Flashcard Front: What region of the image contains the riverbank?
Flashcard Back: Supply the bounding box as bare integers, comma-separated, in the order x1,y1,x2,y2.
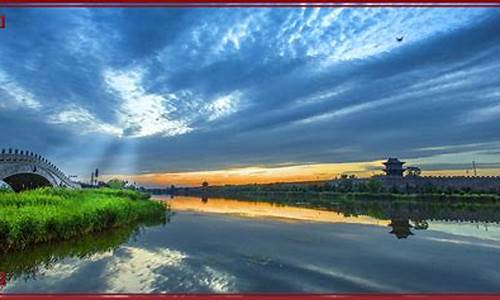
0,188,168,254
175,187,500,207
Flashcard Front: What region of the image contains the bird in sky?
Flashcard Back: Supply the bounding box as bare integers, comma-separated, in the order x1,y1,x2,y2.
396,36,404,42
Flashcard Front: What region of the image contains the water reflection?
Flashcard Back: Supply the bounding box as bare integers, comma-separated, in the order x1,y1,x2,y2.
0,197,500,293
157,195,500,240
0,218,168,287
3,195,500,293
159,196,390,227
388,218,414,239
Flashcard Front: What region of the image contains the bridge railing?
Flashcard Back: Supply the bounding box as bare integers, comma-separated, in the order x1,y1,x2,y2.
0,148,73,185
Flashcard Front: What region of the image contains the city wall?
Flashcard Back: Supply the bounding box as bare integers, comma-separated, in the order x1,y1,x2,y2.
369,175,500,192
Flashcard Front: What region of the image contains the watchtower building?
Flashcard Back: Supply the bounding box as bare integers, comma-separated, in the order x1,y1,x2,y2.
383,158,406,177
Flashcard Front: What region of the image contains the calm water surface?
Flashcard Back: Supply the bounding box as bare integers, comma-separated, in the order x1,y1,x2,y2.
2,195,500,293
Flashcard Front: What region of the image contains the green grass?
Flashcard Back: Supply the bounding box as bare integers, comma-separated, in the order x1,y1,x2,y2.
0,188,168,253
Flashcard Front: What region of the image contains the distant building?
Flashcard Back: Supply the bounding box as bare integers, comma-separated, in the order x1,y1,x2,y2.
376,157,500,192
330,157,500,193
383,158,406,177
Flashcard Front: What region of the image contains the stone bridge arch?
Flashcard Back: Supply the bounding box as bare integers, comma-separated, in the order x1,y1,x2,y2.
0,148,80,192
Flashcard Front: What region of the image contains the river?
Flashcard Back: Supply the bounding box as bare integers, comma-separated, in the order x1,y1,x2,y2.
2,195,500,293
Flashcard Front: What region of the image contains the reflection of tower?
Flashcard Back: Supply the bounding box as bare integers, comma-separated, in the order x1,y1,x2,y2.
201,181,209,203
388,218,414,239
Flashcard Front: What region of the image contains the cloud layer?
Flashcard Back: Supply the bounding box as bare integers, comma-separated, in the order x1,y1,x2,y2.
1,8,500,182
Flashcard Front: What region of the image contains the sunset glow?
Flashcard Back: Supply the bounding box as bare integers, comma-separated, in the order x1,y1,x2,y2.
158,196,390,226
104,160,385,187
104,161,500,187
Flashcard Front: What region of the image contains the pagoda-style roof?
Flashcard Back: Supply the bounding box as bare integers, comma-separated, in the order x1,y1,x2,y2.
382,158,406,176
383,157,405,166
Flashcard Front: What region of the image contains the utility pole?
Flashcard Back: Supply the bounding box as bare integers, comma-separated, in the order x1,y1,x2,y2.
95,168,99,186
472,161,477,177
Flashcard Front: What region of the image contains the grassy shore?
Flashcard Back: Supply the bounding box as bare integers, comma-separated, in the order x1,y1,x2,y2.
0,188,168,253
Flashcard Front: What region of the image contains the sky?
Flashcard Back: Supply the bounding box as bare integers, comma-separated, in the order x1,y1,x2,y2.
1,7,500,187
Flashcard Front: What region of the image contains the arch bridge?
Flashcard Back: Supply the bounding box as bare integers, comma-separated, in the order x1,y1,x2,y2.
0,148,80,192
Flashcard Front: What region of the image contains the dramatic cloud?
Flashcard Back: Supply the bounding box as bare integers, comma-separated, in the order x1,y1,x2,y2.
1,8,500,184
0,69,41,110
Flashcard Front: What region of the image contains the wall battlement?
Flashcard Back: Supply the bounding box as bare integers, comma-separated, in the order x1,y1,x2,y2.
370,175,500,192
420,175,500,179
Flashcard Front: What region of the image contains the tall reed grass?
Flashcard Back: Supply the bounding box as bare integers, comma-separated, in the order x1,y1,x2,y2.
0,188,167,253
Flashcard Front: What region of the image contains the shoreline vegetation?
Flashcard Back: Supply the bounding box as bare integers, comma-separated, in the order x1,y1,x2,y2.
172,181,500,208
180,188,500,203
0,188,168,254
170,185,500,224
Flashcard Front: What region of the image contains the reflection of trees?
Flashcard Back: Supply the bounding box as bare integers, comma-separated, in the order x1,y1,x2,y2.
0,218,167,283
405,166,422,177
296,199,500,239
387,217,428,239
333,201,500,225
189,191,500,231
201,196,208,203
334,201,500,239
172,186,500,239
411,219,429,230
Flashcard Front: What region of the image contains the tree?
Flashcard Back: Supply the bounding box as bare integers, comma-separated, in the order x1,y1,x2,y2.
202,181,209,187
405,167,421,177
338,177,354,193
367,179,383,193
107,179,127,189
